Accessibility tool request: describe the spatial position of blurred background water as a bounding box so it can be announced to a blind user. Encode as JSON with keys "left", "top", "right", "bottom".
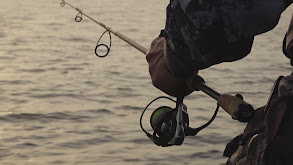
{"left": 0, "top": 0, "right": 292, "bottom": 164}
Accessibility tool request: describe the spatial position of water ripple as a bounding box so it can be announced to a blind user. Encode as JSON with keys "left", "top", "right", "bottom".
{"left": 16, "top": 142, "right": 38, "bottom": 148}
{"left": 190, "top": 149, "right": 222, "bottom": 159}
{"left": 84, "top": 109, "right": 114, "bottom": 115}
{"left": 57, "top": 136, "right": 117, "bottom": 149}
{"left": 0, "top": 80, "right": 32, "bottom": 85}
{"left": 29, "top": 93, "right": 84, "bottom": 99}
{"left": 118, "top": 105, "right": 143, "bottom": 111}
{"left": 0, "top": 149, "right": 12, "bottom": 158}
{"left": 17, "top": 68, "right": 46, "bottom": 73}
{"left": 0, "top": 112, "right": 90, "bottom": 123}
{"left": 0, "top": 32, "right": 6, "bottom": 38}
{"left": 60, "top": 37, "right": 91, "bottom": 43}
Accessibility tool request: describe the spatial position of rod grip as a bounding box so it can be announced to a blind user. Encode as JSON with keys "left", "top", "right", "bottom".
{"left": 187, "top": 75, "right": 255, "bottom": 122}
{"left": 218, "top": 94, "right": 254, "bottom": 122}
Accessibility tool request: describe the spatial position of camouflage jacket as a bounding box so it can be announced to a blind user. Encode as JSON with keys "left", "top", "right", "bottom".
{"left": 164, "top": 0, "right": 292, "bottom": 77}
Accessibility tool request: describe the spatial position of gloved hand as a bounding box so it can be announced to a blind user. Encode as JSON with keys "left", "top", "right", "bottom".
{"left": 146, "top": 37, "right": 198, "bottom": 97}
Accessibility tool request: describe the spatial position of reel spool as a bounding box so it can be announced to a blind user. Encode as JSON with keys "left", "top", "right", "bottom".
{"left": 150, "top": 106, "right": 172, "bottom": 130}
{"left": 149, "top": 106, "right": 189, "bottom": 146}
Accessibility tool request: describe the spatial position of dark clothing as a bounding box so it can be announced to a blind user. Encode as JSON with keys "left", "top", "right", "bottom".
{"left": 224, "top": 74, "right": 293, "bottom": 165}
{"left": 164, "top": 0, "right": 292, "bottom": 77}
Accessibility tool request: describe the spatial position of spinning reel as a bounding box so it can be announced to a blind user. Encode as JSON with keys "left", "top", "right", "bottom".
{"left": 140, "top": 96, "right": 219, "bottom": 147}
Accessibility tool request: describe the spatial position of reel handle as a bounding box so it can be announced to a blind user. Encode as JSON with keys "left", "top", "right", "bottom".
{"left": 187, "top": 75, "right": 255, "bottom": 122}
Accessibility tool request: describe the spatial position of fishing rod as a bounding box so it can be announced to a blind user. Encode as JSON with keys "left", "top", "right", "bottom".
{"left": 60, "top": 0, "right": 148, "bottom": 56}
{"left": 60, "top": 1, "right": 255, "bottom": 147}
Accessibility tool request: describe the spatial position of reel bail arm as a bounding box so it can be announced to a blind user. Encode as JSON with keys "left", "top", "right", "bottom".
{"left": 187, "top": 75, "right": 255, "bottom": 122}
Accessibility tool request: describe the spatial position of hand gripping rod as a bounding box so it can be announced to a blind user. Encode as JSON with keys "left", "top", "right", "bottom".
{"left": 61, "top": 0, "right": 254, "bottom": 122}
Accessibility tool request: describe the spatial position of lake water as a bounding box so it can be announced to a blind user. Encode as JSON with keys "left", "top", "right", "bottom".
{"left": 0, "top": 0, "right": 292, "bottom": 164}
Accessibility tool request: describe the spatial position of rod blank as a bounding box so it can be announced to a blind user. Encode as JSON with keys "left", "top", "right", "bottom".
{"left": 61, "top": 0, "right": 148, "bottom": 55}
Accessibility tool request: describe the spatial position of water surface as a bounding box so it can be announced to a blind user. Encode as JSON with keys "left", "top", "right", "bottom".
{"left": 0, "top": 0, "right": 292, "bottom": 164}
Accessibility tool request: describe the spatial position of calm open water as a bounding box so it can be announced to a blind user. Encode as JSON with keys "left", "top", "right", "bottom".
{"left": 0, "top": 0, "right": 292, "bottom": 164}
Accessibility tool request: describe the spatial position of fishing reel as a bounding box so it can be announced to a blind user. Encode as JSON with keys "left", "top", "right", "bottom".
{"left": 140, "top": 96, "right": 219, "bottom": 147}
{"left": 149, "top": 102, "right": 188, "bottom": 146}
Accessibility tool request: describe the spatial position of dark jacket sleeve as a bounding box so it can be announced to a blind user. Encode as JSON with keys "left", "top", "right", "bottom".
{"left": 164, "top": 0, "right": 292, "bottom": 77}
